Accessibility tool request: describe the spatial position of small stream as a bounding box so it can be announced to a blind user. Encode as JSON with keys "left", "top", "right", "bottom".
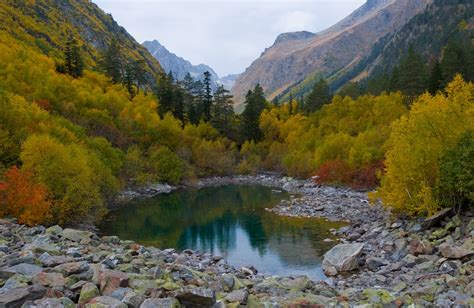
{"left": 99, "top": 184, "right": 345, "bottom": 281}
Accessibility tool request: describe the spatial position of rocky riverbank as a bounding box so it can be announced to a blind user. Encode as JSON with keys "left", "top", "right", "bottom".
{"left": 1, "top": 175, "right": 472, "bottom": 307}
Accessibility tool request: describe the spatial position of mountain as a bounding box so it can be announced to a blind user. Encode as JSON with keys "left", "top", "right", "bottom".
{"left": 218, "top": 74, "right": 241, "bottom": 90}
{"left": 231, "top": 0, "right": 432, "bottom": 106}
{"left": 0, "top": 0, "right": 162, "bottom": 76}
{"left": 342, "top": 0, "right": 474, "bottom": 88}
{"left": 143, "top": 40, "right": 219, "bottom": 87}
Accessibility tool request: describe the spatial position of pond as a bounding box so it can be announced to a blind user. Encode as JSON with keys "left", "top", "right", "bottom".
{"left": 99, "top": 184, "right": 346, "bottom": 281}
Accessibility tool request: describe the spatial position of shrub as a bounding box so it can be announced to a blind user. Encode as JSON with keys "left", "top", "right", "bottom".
{"left": 437, "top": 131, "right": 474, "bottom": 210}
{"left": 20, "top": 134, "right": 111, "bottom": 225}
{"left": 148, "top": 146, "right": 185, "bottom": 184}
{"left": 376, "top": 76, "right": 474, "bottom": 216}
{"left": 315, "top": 160, "right": 354, "bottom": 185}
{"left": 0, "top": 166, "right": 52, "bottom": 225}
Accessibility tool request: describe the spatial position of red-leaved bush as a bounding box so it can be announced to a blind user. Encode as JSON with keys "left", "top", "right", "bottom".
{"left": 315, "top": 160, "right": 384, "bottom": 190}
{"left": 0, "top": 166, "right": 51, "bottom": 225}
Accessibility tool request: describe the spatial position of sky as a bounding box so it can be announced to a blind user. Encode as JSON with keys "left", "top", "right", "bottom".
{"left": 93, "top": 0, "right": 365, "bottom": 77}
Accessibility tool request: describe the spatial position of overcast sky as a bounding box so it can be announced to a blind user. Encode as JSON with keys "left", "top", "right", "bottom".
{"left": 93, "top": 0, "right": 365, "bottom": 76}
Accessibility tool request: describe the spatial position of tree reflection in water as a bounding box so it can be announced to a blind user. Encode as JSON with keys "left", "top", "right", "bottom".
{"left": 100, "top": 185, "right": 346, "bottom": 280}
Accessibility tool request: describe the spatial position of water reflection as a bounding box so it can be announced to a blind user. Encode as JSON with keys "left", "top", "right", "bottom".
{"left": 100, "top": 185, "right": 345, "bottom": 280}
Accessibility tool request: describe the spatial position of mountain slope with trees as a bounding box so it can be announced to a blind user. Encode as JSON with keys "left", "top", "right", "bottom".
{"left": 231, "top": 0, "right": 431, "bottom": 107}
{"left": 0, "top": 0, "right": 163, "bottom": 77}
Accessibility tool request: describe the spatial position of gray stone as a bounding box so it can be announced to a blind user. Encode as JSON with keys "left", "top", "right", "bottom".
{"left": 225, "top": 290, "right": 248, "bottom": 304}
{"left": 60, "top": 228, "right": 95, "bottom": 242}
{"left": 0, "top": 285, "right": 46, "bottom": 308}
{"left": 439, "top": 243, "right": 473, "bottom": 259}
{"left": 366, "top": 257, "right": 389, "bottom": 271}
{"left": 176, "top": 288, "right": 216, "bottom": 306}
{"left": 140, "top": 298, "right": 180, "bottom": 308}
{"left": 5, "top": 263, "right": 43, "bottom": 277}
{"left": 122, "top": 291, "right": 144, "bottom": 308}
{"left": 54, "top": 261, "right": 89, "bottom": 275}
{"left": 422, "top": 208, "right": 452, "bottom": 229}
{"left": 322, "top": 243, "right": 365, "bottom": 275}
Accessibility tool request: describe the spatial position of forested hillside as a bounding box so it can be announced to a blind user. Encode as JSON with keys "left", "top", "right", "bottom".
{"left": 0, "top": 0, "right": 162, "bottom": 76}
{"left": 333, "top": 0, "right": 474, "bottom": 94}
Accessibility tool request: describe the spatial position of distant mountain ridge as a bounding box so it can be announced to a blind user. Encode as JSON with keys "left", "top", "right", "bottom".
{"left": 143, "top": 40, "right": 219, "bottom": 86}
{"left": 231, "top": 0, "right": 432, "bottom": 106}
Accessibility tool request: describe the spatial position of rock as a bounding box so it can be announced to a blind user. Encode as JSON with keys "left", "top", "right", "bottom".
{"left": 98, "top": 269, "right": 129, "bottom": 295}
{"left": 176, "top": 288, "right": 216, "bottom": 306}
{"left": 85, "top": 296, "right": 127, "bottom": 308}
{"left": 366, "top": 257, "right": 389, "bottom": 271}
{"left": 409, "top": 240, "right": 434, "bottom": 256}
{"left": 55, "top": 261, "right": 90, "bottom": 275}
{"left": 39, "top": 253, "right": 70, "bottom": 267}
{"left": 422, "top": 208, "right": 452, "bottom": 229}
{"left": 0, "top": 285, "right": 46, "bottom": 308}
{"left": 122, "top": 291, "right": 144, "bottom": 307}
{"left": 79, "top": 282, "right": 100, "bottom": 305}
{"left": 32, "top": 272, "right": 65, "bottom": 287}
{"left": 23, "top": 297, "right": 69, "bottom": 308}
{"left": 45, "top": 225, "right": 63, "bottom": 236}
{"left": 5, "top": 263, "right": 43, "bottom": 277}
{"left": 322, "top": 243, "right": 365, "bottom": 275}
{"left": 60, "top": 228, "right": 95, "bottom": 242}
{"left": 225, "top": 290, "right": 248, "bottom": 304}
{"left": 439, "top": 243, "right": 473, "bottom": 259}
{"left": 140, "top": 298, "right": 180, "bottom": 308}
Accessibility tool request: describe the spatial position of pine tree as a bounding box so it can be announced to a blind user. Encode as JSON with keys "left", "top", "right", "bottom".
{"left": 241, "top": 84, "right": 267, "bottom": 142}
{"left": 201, "top": 71, "right": 213, "bottom": 121}
{"left": 441, "top": 39, "right": 466, "bottom": 86}
{"left": 304, "top": 77, "right": 331, "bottom": 113}
{"left": 100, "top": 38, "right": 123, "bottom": 83}
{"left": 397, "top": 47, "right": 428, "bottom": 97}
{"left": 211, "top": 85, "right": 235, "bottom": 136}
{"left": 156, "top": 73, "right": 175, "bottom": 116}
{"left": 63, "top": 37, "right": 83, "bottom": 78}
{"left": 428, "top": 60, "right": 443, "bottom": 95}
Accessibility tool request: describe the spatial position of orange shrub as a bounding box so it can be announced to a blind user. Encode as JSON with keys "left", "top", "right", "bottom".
{"left": 0, "top": 166, "right": 51, "bottom": 225}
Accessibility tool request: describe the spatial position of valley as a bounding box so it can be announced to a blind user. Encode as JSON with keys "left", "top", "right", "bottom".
{"left": 0, "top": 0, "right": 472, "bottom": 307}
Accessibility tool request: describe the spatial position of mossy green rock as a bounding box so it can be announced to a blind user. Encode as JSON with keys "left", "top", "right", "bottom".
{"left": 79, "top": 282, "right": 100, "bottom": 305}
{"left": 362, "top": 289, "right": 395, "bottom": 305}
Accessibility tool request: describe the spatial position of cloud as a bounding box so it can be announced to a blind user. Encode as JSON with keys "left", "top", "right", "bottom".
{"left": 93, "top": 0, "right": 364, "bottom": 76}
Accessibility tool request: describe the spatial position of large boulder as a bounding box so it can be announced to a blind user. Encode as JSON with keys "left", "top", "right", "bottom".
{"left": 439, "top": 241, "right": 474, "bottom": 259}
{"left": 422, "top": 208, "right": 452, "bottom": 229}
{"left": 176, "top": 288, "right": 216, "bottom": 306}
{"left": 322, "top": 243, "right": 365, "bottom": 275}
{"left": 60, "top": 228, "right": 95, "bottom": 242}
{"left": 0, "top": 285, "right": 46, "bottom": 308}
{"left": 140, "top": 298, "right": 180, "bottom": 308}
{"left": 98, "top": 269, "right": 129, "bottom": 295}
{"left": 32, "top": 272, "right": 65, "bottom": 287}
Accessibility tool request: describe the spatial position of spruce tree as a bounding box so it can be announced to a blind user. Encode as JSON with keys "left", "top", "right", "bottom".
{"left": 211, "top": 85, "right": 234, "bottom": 136}
{"left": 241, "top": 84, "right": 267, "bottom": 142}
{"left": 101, "top": 38, "right": 123, "bottom": 83}
{"left": 156, "top": 73, "right": 175, "bottom": 116}
{"left": 428, "top": 60, "right": 443, "bottom": 95}
{"left": 64, "top": 37, "right": 83, "bottom": 78}
{"left": 304, "top": 77, "right": 331, "bottom": 113}
{"left": 397, "top": 47, "right": 428, "bottom": 97}
{"left": 202, "top": 71, "right": 213, "bottom": 121}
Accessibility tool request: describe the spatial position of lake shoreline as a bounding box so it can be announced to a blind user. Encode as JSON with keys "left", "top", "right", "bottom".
{"left": 7, "top": 176, "right": 469, "bottom": 306}
{"left": 108, "top": 174, "right": 474, "bottom": 306}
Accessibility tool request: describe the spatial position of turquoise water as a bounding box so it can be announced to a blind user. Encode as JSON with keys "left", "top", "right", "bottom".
{"left": 99, "top": 185, "right": 345, "bottom": 280}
